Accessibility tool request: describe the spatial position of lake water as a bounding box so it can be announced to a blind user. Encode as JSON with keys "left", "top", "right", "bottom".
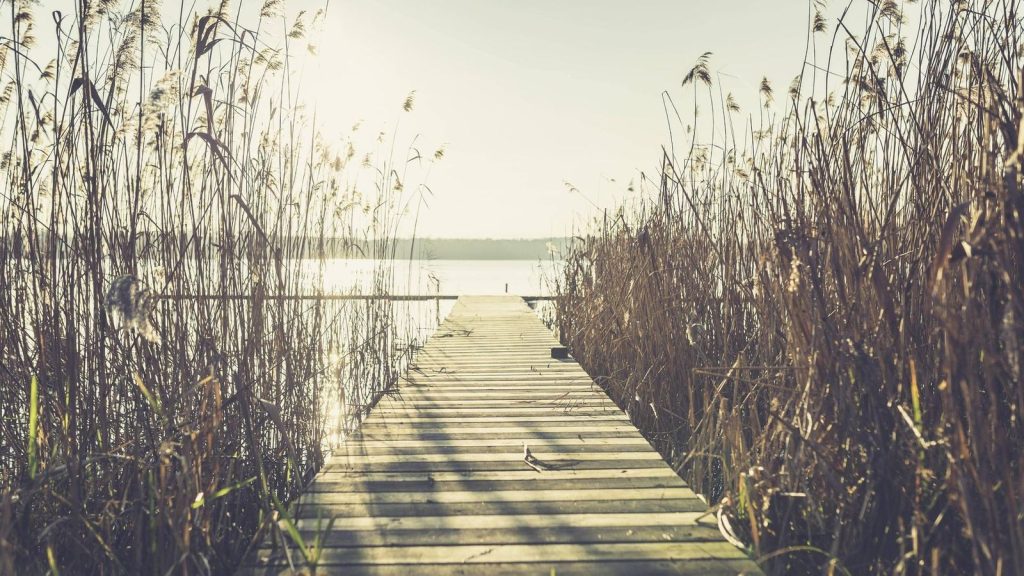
{"left": 301, "top": 258, "right": 561, "bottom": 340}
{"left": 316, "top": 258, "right": 563, "bottom": 444}
{"left": 313, "top": 258, "right": 562, "bottom": 297}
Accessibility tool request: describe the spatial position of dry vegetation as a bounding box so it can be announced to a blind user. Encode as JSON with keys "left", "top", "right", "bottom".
{"left": 557, "top": 1, "right": 1024, "bottom": 573}
{"left": 0, "top": 0, "right": 429, "bottom": 573}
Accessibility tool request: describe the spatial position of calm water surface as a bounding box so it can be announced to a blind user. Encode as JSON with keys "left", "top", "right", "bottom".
{"left": 312, "top": 258, "right": 561, "bottom": 297}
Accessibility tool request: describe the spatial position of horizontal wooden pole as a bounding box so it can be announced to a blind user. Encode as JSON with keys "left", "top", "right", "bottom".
{"left": 155, "top": 293, "right": 555, "bottom": 302}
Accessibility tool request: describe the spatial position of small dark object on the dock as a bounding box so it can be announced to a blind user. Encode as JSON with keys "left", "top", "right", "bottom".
{"left": 551, "top": 346, "right": 570, "bottom": 359}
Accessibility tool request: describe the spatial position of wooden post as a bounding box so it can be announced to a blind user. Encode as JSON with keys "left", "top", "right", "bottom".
{"left": 434, "top": 278, "right": 441, "bottom": 326}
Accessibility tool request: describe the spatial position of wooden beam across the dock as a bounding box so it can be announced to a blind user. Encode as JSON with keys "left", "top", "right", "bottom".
{"left": 244, "top": 295, "right": 761, "bottom": 575}
{"left": 156, "top": 293, "right": 556, "bottom": 302}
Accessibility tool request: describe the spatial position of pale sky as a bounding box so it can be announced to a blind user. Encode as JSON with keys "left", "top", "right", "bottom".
{"left": 18, "top": 1, "right": 829, "bottom": 239}
{"left": 298, "top": 0, "right": 817, "bottom": 238}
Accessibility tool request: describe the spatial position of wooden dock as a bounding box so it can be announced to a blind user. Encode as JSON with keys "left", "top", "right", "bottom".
{"left": 248, "top": 295, "right": 761, "bottom": 575}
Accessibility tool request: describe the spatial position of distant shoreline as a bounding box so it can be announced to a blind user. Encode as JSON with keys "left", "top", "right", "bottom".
{"left": 380, "top": 237, "right": 569, "bottom": 261}
{"left": 0, "top": 235, "right": 571, "bottom": 261}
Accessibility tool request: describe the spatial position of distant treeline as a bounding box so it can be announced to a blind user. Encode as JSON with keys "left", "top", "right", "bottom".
{"left": 383, "top": 237, "right": 568, "bottom": 260}
{"left": 1, "top": 233, "right": 570, "bottom": 261}
{"left": 0, "top": 231, "right": 361, "bottom": 261}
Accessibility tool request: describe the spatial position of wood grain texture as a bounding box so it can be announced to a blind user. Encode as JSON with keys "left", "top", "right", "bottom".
{"left": 244, "top": 296, "right": 761, "bottom": 575}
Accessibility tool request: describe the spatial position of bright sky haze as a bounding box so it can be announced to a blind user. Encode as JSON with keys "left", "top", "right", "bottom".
{"left": 17, "top": 0, "right": 824, "bottom": 239}
{"left": 299, "top": 0, "right": 816, "bottom": 238}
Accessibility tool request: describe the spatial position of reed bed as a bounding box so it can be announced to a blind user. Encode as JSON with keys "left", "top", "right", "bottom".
{"left": 557, "top": 1, "right": 1024, "bottom": 573}
{"left": 0, "top": 0, "right": 427, "bottom": 573}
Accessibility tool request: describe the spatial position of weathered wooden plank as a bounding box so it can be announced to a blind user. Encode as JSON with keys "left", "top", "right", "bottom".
{"left": 243, "top": 296, "right": 759, "bottom": 575}
{"left": 356, "top": 415, "right": 632, "bottom": 424}
{"left": 348, "top": 437, "right": 651, "bottom": 448}
{"left": 359, "top": 419, "right": 632, "bottom": 428}
{"left": 292, "top": 498, "right": 708, "bottom": 519}
{"left": 389, "top": 385, "right": 598, "bottom": 393}
{"left": 375, "top": 405, "right": 624, "bottom": 414}
{"left": 412, "top": 358, "right": 570, "bottom": 365}
{"left": 422, "top": 343, "right": 560, "bottom": 349}
{"left": 254, "top": 541, "right": 748, "bottom": 565}
{"left": 370, "top": 404, "right": 622, "bottom": 413}
{"left": 334, "top": 444, "right": 655, "bottom": 457}
{"left": 407, "top": 358, "right": 585, "bottom": 366}
{"left": 415, "top": 349, "right": 573, "bottom": 355}
{"left": 414, "top": 352, "right": 564, "bottom": 359}
{"left": 304, "top": 476, "right": 687, "bottom": 493}
{"left": 243, "top": 559, "right": 757, "bottom": 576}
{"left": 259, "top": 524, "right": 724, "bottom": 549}
{"left": 299, "top": 487, "right": 698, "bottom": 505}
{"left": 401, "top": 374, "right": 594, "bottom": 381}
{"left": 325, "top": 451, "right": 664, "bottom": 465}
{"left": 351, "top": 426, "right": 642, "bottom": 435}
{"left": 346, "top": 432, "right": 648, "bottom": 442}
{"left": 289, "top": 511, "right": 711, "bottom": 532}
{"left": 365, "top": 403, "right": 625, "bottom": 414}
{"left": 350, "top": 424, "right": 642, "bottom": 434}
{"left": 322, "top": 460, "right": 671, "bottom": 474}
{"left": 313, "top": 468, "right": 680, "bottom": 483}
{"left": 402, "top": 375, "right": 599, "bottom": 383}
{"left": 375, "top": 398, "right": 617, "bottom": 407}
{"left": 387, "top": 395, "right": 611, "bottom": 403}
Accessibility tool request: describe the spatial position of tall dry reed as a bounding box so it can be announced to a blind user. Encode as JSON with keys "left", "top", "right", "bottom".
{"left": 557, "top": 1, "right": 1024, "bottom": 573}
{"left": 0, "top": 0, "right": 424, "bottom": 573}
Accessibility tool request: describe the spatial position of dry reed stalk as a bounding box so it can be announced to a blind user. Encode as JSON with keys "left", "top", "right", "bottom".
{"left": 557, "top": 1, "right": 1024, "bottom": 574}
{"left": 0, "top": 0, "right": 430, "bottom": 572}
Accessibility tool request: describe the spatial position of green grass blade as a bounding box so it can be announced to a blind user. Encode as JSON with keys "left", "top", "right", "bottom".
{"left": 28, "top": 375, "right": 39, "bottom": 480}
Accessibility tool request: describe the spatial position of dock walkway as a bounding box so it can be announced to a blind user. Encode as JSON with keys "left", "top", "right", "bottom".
{"left": 249, "top": 295, "right": 761, "bottom": 575}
